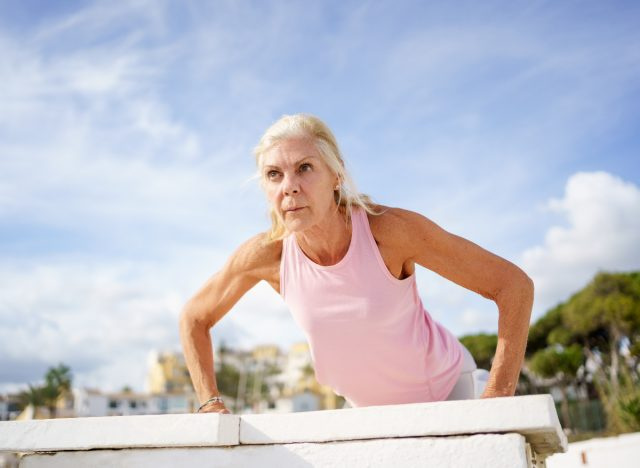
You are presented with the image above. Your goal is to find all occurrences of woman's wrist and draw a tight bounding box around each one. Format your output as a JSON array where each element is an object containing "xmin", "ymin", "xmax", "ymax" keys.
[{"xmin": 197, "ymin": 395, "xmax": 225, "ymax": 412}]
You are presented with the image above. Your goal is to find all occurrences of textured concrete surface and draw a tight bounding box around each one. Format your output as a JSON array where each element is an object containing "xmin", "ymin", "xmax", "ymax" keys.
[
  {"xmin": 20, "ymin": 434, "xmax": 529, "ymax": 468},
  {"xmin": 1, "ymin": 395, "xmax": 567, "ymax": 467},
  {"xmin": 241, "ymin": 394, "xmax": 566, "ymax": 455},
  {"xmin": 0, "ymin": 413, "xmax": 239, "ymax": 452},
  {"xmin": 547, "ymin": 432, "xmax": 640, "ymax": 468}
]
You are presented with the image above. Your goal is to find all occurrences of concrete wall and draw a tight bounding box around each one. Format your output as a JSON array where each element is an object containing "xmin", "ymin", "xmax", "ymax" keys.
[
  {"xmin": 1, "ymin": 395, "xmax": 566, "ymax": 467},
  {"xmin": 547, "ymin": 432, "xmax": 640, "ymax": 468},
  {"xmin": 20, "ymin": 434, "xmax": 532, "ymax": 468}
]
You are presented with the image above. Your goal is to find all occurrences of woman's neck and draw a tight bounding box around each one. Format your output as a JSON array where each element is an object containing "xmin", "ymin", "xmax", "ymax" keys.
[{"xmin": 295, "ymin": 207, "xmax": 352, "ymax": 266}]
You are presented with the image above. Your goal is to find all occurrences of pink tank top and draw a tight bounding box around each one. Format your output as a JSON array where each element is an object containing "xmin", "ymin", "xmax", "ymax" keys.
[{"xmin": 280, "ymin": 207, "xmax": 464, "ymax": 407}]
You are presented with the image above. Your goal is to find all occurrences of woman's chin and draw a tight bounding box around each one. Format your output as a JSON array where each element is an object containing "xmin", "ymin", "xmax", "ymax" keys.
[
  {"xmin": 284, "ymin": 213, "xmax": 316, "ymax": 233},
  {"xmin": 284, "ymin": 220, "xmax": 306, "ymax": 233}
]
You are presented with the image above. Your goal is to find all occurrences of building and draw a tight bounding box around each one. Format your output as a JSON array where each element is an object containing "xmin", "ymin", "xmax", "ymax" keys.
[
  {"xmin": 146, "ymin": 350, "xmax": 193, "ymax": 394},
  {"xmin": 280, "ymin": 342, "xmax": 343, "ymax": 410},
  {"xmin": 71, "ymin": 387, "xmax": 201, "ymax": 417}
]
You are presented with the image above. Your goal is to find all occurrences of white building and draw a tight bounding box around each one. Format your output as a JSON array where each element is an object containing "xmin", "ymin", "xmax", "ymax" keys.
[{"xmin": 72, "ymin": 388, "xmax": 199, "ymax": 417}]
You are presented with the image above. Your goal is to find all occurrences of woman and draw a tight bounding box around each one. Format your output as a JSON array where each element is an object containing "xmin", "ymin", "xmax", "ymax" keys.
[{"xmin": 180, "ymin": 114, "xmax": 534, "ymax": 414}]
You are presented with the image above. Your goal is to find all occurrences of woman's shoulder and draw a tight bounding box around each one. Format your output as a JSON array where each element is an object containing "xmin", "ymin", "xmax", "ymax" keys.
[
  {"xmin": 366, "ymin": 204, "xmax": 434, "ymax": 243},
  {"xmin": 228, "ymin": 232, "xmax": 282, "ymax": 280}
]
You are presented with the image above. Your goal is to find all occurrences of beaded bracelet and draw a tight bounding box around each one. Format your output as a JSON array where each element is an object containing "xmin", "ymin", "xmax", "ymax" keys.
[{"xmin": 197, "ymin": 396, "xmax": 224, "ymax": 413}]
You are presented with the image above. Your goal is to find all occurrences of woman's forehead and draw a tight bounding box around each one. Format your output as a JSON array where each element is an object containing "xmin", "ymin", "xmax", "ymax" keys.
[{"xmin": 261, "ymin": 137, "xmax": 321, "ymax": 167}]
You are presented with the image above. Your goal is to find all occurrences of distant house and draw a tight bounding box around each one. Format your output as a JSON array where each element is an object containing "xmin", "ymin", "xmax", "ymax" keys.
[{"xmin": 72, "ymin": 387, "xmax": 200, "ymax": 417}]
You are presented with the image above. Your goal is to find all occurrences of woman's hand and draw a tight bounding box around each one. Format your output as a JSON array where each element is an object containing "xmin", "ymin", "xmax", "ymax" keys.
[
  {"xmin": 198, "ymin": 399, "xmax": 232, "ymax": 414},
  {"xmin": 479, "ymin": 387, "xmax": 512, "ymax": 399}
]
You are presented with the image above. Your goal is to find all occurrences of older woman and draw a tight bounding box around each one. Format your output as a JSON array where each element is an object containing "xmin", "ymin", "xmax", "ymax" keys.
[{"xmin": 180, "ymin": 114, "xmax": 534, "ymax": 414}]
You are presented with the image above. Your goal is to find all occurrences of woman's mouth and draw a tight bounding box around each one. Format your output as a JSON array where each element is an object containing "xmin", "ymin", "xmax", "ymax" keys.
[{"xmin": 284, "ymin": 207, "xmax": 305, "ymax": 213}]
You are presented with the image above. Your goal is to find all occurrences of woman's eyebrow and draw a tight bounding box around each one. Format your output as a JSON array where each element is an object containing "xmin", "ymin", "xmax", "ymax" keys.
[{"xmin": 263, "ymin": 156, "xmax": 317, "ymax": 170}]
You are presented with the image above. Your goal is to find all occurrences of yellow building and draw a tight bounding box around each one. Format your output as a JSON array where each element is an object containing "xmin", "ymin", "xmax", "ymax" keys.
[
  {"xmin": 286, "ymin": 342, "xmax": 343, "ymax": 410},
  {"xmin": 147, "ymin": 351, "xmax": 193, "ymax": 394},
  {"xmin": 251, "ymin": 344, "xmax": 281, "ymax": 363}
]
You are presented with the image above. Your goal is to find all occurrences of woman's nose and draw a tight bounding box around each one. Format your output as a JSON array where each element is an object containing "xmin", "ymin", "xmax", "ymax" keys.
[{"xmin": 282, "ymin": 175, "xmax": 300, "ymax": 195}]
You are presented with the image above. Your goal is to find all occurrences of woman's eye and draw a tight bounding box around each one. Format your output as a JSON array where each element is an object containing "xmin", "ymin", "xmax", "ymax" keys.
[
  {"xmin": 299, "ymin": 163, "xmax": 312, "ymax": 172},
  {"xmin": 266, "ymin": 170, "xmax": 280, "ymax": 179}
]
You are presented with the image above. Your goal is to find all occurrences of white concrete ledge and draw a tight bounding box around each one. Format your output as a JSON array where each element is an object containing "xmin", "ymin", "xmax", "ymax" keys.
[
  {"xmin": 0, "ymin": 395, "xmax": 566, "ymax": 460},
  {"xmin": 20, "ymin": 434, "xmax": 530, "ymax": 468},
  {"xmin": 0, "ymin": 413, "xmax": 239, "ymax": 452},
  {"xmin": 241, "ymin": 394, "xmax": 566, "ymax": 455}
]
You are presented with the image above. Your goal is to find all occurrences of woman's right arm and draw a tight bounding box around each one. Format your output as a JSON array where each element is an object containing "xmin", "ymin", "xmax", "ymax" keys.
[{"xmin": 179, "ymin": 233, "xmax": 280, "ymax": 414}]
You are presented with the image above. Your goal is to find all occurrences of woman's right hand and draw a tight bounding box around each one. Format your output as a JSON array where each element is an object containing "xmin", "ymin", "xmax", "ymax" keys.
[{"xmin": 198, "ymin": 399, "xmax": 231, "ymax": 414}]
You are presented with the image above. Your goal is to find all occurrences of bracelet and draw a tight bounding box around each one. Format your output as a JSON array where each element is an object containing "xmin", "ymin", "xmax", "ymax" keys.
[{"xmin": 197, "ymin": 396, "xmax": 224, "ymax": 413}]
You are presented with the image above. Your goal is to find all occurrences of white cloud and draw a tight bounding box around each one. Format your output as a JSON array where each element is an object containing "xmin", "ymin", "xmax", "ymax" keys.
[
  {"xmin": 0, "ymin": 254, "xmax": 303, "ymax": 393},
  {"xmin": 412, "ymin": 171, "xmax": 640, "ymax": 337},
  {"xmin": 523, "ymin": 171, "xmax": 640, "ymax": 316}
]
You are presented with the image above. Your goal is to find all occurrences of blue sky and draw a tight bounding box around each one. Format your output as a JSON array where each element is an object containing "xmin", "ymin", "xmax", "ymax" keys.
[{"xmin": 1, "ymin": 0, "xmax": 639, "ymax": 393}]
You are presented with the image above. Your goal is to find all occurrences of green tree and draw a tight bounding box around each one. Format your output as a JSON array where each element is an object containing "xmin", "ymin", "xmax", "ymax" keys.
[
  {"xmin": 563, "ymin": 272, "xmax": 640, "ymax": 399},
  {"xmin": 42, "ymin": 363, "xmax": 73, "ymax": 418},
  {"xmin": 526, "ymin": 271, "xmax": 640, "ymax": 433},
  {"xmin": 526, "ymin": 304, "xmax": 566, "ymax": 355},
  {"xmin": 563, "ymin": 272, "xmax": 640, "ymax": 431},
  {"xmin": 18, "ymin": 384, "xmax": 46, "ymax": 414},
  {"xmin": 529, "ymin": 344, "xmax": 583, "ymax": 427},
  {"xmin": 459, "ymin": 333, "xmax": 497, "ymax": 370},
  {"xmin": 216, "ymin": 362, "xmax": 240, "ymax": 399}
]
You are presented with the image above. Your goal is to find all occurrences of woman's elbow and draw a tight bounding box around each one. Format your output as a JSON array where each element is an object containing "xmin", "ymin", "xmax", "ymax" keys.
[
  {"xmin": 180, "ymin": 300, "xmax": 214, "ymax": 334},
  {"xmin": 520, "ymin": 272, "xmax": 535, "ymax": 299},
  {"xmin": 495, "ymin": 267, "xmax": 534, "ymax": 304}
]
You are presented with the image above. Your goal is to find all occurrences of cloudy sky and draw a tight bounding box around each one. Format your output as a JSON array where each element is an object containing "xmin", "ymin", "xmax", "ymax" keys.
[{"xmin": 1, "ymin": 0, "xmax": 639, "ymax": 393}]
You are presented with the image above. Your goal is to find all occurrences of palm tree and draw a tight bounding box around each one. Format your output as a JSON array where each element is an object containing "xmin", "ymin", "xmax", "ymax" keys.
[
  {"xmin": 19, "ymin": 384, "xmax": 46, "ymax": 416},
  {"xmin": 43, "ymin": 364, "xmax": 73, "ymax": 418}
]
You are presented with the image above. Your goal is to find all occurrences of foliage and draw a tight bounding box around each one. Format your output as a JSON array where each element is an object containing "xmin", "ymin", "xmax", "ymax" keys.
[
  {"xmin": 618, "ymin": 388, "xmax": 640, "ymax": 432},
  {"xmin": 43, "ymin": 363, "xmax": 73, "ymax": 418},
  {"xmin": 526, "ymin": 271, "xmax": 640, "ymax": 434},
  {"xmin": 18, "ymin": 363, "xmax": 73, "ymax": 418},
  {"xmin": 459, "ymin": 333, "xmax": 497, "ymax": 370},
  {"xmin": 216, "ymin": 363, "xmax": 240, "ymax": 398},
  {"xmin": 526, "ymin": 304, "xmax": 565, "ymax": 355},
  {"xmin": 529, "ymin": 344, "xmax": 583, "ymax": 379},
  {"xmin": 18, "ymin": 384, "xmax": 46, "ymax": 410}
]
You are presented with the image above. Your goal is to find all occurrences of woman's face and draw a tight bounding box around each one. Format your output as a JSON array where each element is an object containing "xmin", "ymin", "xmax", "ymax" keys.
[{"xmin": 261, "ymin": 137, "xmax": 339, "ymax": 234}]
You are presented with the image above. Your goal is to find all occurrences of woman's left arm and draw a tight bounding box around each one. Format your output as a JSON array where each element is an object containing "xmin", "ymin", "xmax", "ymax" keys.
[{"xmin": 391, "ymin": 208, "xmax": 534, "ymax": 397}]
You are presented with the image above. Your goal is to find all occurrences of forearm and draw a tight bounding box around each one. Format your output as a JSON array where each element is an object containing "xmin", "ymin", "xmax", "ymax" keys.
[
  {"xmin": 179, "ymin": 312, "xmax": 220, "ymax": 403},
  {"xmin": 483, "ymin": 277, "xmax": 534, "ymax": 397}
]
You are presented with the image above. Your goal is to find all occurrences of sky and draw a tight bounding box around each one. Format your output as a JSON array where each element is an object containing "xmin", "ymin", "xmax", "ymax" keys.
[{"xmin": 0, "ymin": 0, "xmax": 639, "ymax": 394}]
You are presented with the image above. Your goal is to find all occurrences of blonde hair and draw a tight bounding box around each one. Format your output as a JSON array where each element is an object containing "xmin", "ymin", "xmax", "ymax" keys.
[{"xmin": 253, "ymin": 113, "xmax": 379, "ymax": 241}]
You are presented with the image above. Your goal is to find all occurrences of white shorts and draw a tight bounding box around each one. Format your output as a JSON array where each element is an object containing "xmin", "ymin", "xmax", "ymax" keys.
[{"xmin": 445, "ymin": 344, "xmax": 489, "ymax": 401}]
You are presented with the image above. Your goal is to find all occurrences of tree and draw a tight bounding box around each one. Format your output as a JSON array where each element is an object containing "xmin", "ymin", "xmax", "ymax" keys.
[
  {"xmin": 216, "ymin": 362, "xmax": 240, "ymax": 399},
  {"xmin": 563, "ymin": 272, "xmax": 640, "ymax": 399},
  {"xmin": 42, "ymin": 363, "xmax": 73, "ymax": 418},
  {"xmin": 18, "ymin": 384, "xmax": 46, "ymax": 414},
  {"xmin": 526, "ymin": 304, "xmax": 566, "ymax": 356},
  {"xmin": 526, "ymin": 271, "xmax": 640, "ymax": 433},
  {"xmin": 459, "ymin": 333, "xmax": 497, "ymax": 370},
  {"xmin": 529, "ymin": 344, "xmax": 583, "ymax": 427}
]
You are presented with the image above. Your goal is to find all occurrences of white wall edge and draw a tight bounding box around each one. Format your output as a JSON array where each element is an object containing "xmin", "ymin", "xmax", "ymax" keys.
[{"xmin": 0, "ymin": 394, "xmax": 566, "ymax": 456}]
